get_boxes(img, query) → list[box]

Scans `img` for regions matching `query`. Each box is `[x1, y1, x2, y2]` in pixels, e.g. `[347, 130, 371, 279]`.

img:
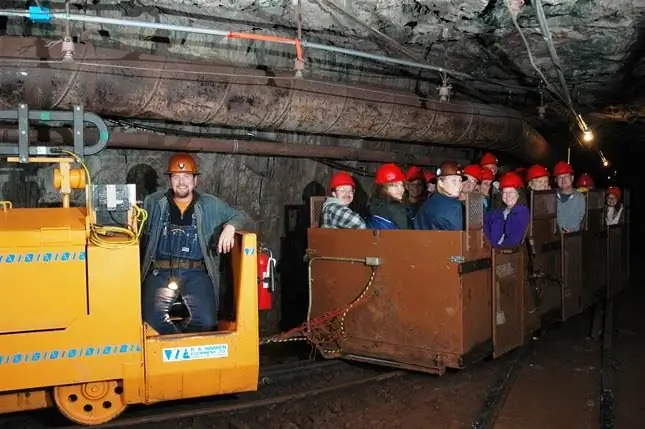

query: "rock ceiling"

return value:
[2, 0, 645, 151]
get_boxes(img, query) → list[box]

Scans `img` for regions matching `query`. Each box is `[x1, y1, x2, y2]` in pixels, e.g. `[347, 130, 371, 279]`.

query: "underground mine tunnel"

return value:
[0, 1, 643, 428]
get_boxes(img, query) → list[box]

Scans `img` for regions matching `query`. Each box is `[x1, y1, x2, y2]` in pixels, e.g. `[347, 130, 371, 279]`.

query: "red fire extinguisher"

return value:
[257, 247, 276, 310]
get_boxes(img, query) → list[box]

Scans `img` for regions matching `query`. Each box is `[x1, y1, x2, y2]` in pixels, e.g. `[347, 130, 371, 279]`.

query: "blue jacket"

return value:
[140, 190, 252, 288]
[368, 196, 412, 229]
[484, 204, 530, 248]
[367, 215, 398, 230]
[414, 192, 464, 231]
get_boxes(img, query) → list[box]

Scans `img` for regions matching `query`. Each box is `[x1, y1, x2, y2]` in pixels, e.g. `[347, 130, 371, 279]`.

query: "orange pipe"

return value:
[294, 40, 304, 63]
[227, 31, 304, 62]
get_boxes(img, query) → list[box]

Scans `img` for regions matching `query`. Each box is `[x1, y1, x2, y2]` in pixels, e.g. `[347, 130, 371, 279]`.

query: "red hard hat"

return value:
[576, 173, 595, 189]
[375, 163, 405, 185]
[499, 172, 524, 189]
[168, 153, 198, 175]
[424, 170, 437, 183]
[553, 161, 574, 176]
[480, 152, 498, 166]
[607, 186, 621, 200]
[480, 168, 495, 181]
[330, 171, 355, 190]
[526, 164, 549, 181]
[463, 164, 483, 182]
[405, 166, 425, 182]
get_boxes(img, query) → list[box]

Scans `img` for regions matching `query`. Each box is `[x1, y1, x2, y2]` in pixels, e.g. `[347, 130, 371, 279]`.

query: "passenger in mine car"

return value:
[479, 167, 494, 211]
[366, 164, 411, 229]
[553, 161, 586, 233]
[460, 164, 482, 201]
[140, 153, 252, 335]
[480, 152, 499, 177]
[480, 152, 505, 210]
[424, 170, 437, 196]
[575, 173, 595, 193]
[605, 186, 624, 226]
[483, 172, 530, 249]
[321, 172, 366, 229]
[526, 164, 551, 192]
[403, 166, 427, 220]
[414, 161, 465, 231]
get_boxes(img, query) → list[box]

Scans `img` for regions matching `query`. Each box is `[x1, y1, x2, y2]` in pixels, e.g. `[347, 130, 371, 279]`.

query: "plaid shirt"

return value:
[321, 198, 366, 229]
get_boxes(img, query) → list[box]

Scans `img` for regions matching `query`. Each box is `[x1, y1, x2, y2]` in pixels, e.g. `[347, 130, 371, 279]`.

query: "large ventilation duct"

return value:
[0, 37, 551, 162]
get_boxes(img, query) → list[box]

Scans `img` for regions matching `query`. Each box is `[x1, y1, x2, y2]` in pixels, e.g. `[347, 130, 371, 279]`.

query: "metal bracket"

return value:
[452, 257, 492, 275]
[0, 104, 110, 162]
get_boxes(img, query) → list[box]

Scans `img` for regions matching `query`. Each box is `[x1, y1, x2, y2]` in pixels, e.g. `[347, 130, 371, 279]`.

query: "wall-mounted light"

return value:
[576, 114, 594, 143]
[582, 129, 594, 143]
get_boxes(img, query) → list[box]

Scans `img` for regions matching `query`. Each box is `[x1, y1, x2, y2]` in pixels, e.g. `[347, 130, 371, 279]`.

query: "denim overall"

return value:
[142, 210, 217, 334]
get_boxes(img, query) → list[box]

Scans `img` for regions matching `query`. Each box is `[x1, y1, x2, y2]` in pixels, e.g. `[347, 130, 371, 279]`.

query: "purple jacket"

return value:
[484, 204, 530, 249]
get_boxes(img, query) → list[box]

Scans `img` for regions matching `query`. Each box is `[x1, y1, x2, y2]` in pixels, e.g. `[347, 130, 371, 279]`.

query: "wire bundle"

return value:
[58, 149, 148, 249]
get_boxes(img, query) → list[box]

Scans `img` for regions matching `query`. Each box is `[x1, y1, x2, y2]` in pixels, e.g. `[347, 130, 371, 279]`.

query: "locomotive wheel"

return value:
[53, 380, 127, 425]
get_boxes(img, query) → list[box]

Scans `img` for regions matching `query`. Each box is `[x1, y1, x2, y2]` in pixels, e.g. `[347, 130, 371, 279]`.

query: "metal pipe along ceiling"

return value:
[0, 37, 552, 162]
[0, 128, 451, 166]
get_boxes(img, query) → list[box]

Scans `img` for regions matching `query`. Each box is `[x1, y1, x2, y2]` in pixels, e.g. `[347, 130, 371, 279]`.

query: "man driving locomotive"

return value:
[140, 153, 251, 335]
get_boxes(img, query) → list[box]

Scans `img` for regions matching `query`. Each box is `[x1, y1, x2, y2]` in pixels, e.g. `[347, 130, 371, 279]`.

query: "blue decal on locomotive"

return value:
[0, 343, 141, 365]
[0, 251, 86, 264]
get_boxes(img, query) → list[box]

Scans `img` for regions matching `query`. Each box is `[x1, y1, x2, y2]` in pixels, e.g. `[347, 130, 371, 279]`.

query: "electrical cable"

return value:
[310, 0, 498, 103]
[533, 0, 574, 108]
[56, 148, 148, 249]
[503, 0, 609, 165]
[502, 0, 572, 113]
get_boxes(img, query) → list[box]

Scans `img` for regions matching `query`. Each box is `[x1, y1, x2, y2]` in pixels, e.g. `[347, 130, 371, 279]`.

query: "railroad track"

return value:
[470, 295, 617, 429]
[470, 341, 535, 429]
[54, 359, 405, 428]
[599, 297, 616, 429]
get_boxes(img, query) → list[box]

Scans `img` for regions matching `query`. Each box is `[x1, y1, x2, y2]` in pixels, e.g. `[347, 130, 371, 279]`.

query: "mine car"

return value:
[305, 190, 629, 373]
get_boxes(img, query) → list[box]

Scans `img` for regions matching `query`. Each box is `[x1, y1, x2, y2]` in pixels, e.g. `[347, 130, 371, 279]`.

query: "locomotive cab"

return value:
[0, 139, 260, 425]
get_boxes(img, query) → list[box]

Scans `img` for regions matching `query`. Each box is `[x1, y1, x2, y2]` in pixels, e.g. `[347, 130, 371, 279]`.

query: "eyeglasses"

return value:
[335, 187, 354, 194]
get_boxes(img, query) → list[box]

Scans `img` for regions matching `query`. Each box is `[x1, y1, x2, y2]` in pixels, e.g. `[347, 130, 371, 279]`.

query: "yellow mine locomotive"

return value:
[0, 106, 260, 425]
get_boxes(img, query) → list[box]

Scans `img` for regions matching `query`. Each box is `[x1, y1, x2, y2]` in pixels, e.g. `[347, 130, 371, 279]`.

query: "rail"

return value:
[599, 296, 615, 429]
[51, 361, 404, 429]
[470, 343, 535, 429]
